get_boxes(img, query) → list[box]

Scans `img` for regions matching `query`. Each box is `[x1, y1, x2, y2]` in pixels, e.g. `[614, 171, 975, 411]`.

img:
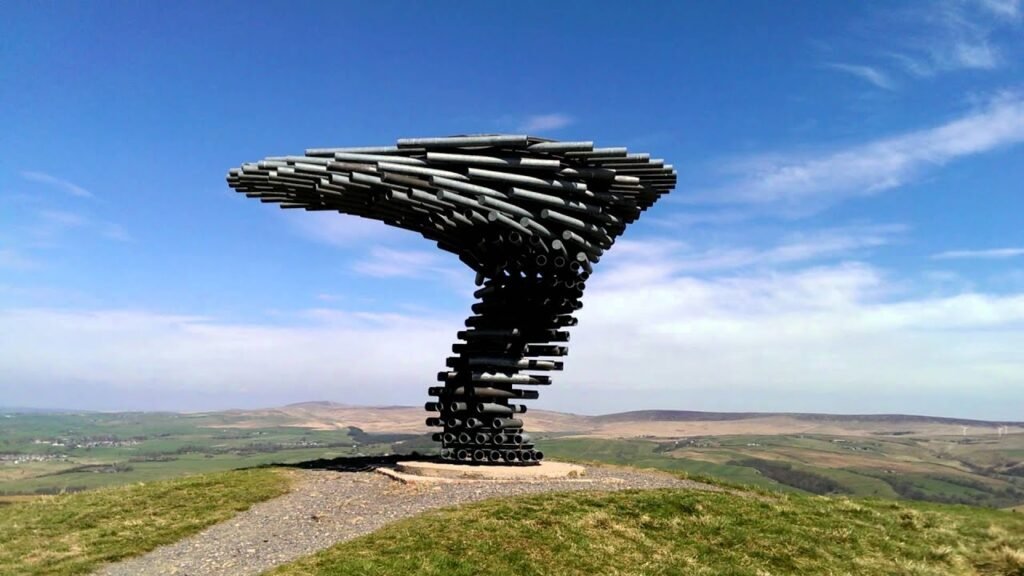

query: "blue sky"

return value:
[2, 1, 1023, 419]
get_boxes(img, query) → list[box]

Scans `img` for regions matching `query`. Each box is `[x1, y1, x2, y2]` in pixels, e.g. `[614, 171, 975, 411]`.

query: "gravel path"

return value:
[94, 465, 718, 576]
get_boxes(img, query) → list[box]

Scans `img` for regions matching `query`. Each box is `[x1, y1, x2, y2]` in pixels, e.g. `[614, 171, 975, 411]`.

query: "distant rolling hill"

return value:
[592, 409, 1024, 426]
[218, 402, 1023, 439]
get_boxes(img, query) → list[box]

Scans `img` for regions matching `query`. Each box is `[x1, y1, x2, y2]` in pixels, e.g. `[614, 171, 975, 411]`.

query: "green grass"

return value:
[810, 467, 900, 498]
[0, 467, 291, 576]
[538, 437, 789, 491]
[269, 489, 1024, 576]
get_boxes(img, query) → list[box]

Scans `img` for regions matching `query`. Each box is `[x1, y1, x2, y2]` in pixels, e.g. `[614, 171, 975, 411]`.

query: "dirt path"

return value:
[93, 465, 718, 576]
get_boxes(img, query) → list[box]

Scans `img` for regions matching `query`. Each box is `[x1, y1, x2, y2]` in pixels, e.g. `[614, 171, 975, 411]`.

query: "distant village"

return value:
[0, 435, 143, 465]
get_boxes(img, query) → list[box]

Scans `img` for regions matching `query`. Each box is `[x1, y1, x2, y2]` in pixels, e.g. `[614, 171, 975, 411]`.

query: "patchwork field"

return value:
[537, 434, 1024, 507]
[0, 406, 414, 496]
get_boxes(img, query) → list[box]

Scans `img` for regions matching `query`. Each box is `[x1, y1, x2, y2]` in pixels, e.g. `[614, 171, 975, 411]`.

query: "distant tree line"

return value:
[347, 427, 422, 445]
[730, 458, 850, 495]
[43, 463, 133, 476]
[1003, 464, 1024, 478]
[127, 455, 178, 463]
[861, 471, 1024, 508]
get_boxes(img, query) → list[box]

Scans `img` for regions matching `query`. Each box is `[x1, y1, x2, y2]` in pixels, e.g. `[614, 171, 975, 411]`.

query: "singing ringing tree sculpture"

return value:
[227, 135, 676, 465]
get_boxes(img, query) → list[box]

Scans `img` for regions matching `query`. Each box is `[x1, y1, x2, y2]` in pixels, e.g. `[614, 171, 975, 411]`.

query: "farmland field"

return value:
[0, 408, 417, 496]
[536, 432, 1024, 507]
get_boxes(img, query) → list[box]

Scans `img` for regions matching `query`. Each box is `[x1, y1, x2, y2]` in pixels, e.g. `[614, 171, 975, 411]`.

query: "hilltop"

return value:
[2, 466, 1023, 576]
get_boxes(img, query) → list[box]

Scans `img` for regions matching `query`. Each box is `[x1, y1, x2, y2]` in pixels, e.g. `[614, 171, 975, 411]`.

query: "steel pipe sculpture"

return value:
[227, 135, 675, 465]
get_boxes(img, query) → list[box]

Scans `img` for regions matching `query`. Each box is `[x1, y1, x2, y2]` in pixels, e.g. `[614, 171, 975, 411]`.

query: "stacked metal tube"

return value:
[226, 134, 676, 465]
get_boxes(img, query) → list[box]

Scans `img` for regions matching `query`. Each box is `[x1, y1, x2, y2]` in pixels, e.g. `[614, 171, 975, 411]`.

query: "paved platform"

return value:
[382, 460, 586, 483]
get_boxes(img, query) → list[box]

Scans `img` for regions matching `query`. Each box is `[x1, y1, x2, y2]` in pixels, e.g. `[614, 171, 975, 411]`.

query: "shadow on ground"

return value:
[273, 453, 442, 473]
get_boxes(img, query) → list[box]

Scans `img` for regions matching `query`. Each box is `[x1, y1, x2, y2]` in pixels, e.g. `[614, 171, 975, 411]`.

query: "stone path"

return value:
[94, 465, 719, 576]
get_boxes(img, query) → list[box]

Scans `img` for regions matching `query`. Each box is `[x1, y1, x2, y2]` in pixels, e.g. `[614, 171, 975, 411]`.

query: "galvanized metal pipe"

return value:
[226, 134, 677, 467]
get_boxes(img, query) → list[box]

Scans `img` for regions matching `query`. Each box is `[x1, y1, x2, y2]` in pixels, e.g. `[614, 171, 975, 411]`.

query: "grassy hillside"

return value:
[270, 489, 1024, 576]
[537, 437, 794, 491]
[0, 467, 290, 576]
[2, 459, 1022, 576]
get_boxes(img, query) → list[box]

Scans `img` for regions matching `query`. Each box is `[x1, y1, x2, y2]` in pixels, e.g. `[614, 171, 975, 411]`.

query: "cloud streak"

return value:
[824, 63, 895, 90]
[22, 210, 130, 246]
[891, 0, 1021, 75]
[21, 171, 93, 198]
[353, 247, 448, 278]
[284, 210, 406, 247]
[977, 0, 1021, 21]
[933, 247, 1024, 260]
[0, 248, 39, 270]
[517, 113, 574, 133]
[702, 92, 1024, 211]
[615, 225, 903, 277]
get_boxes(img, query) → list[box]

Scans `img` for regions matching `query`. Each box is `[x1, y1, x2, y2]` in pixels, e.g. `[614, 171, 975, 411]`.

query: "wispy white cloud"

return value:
[284, 210, 405, 247]
[608, 224, 902, 280]
[648, 209, 754, 230]
[353, 247, 447, 278]
[824, 63, 896, 90]
[517, 113, 574, 133]
[949, 40, 1000, 70]
[754, 224, 903, 264]
[21, 171, 93, 198]
[23, 210, 89, 246]
[702, 92, 1024, 211]
[5, 248, 1024, 417]
[38, 210, 89, 229]
[977, 0, 1021, 22]
[316, 293, 344, 303]
[23, 210, 130, 245]
[351, 246, 471, 291]
[0, 248, 39, 270]
[886, 52, 933, 77]
[100, 223, 133, 242]
[890, 0, 1021, 75]
[933, 247, 1024, 260]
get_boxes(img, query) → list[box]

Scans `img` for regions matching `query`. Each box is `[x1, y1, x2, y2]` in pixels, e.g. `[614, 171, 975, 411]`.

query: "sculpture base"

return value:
[389, 460, 585, 482]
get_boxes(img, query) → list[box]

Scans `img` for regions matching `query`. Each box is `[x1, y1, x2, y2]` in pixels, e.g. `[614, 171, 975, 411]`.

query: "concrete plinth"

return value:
[384, 460, 585, 483]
